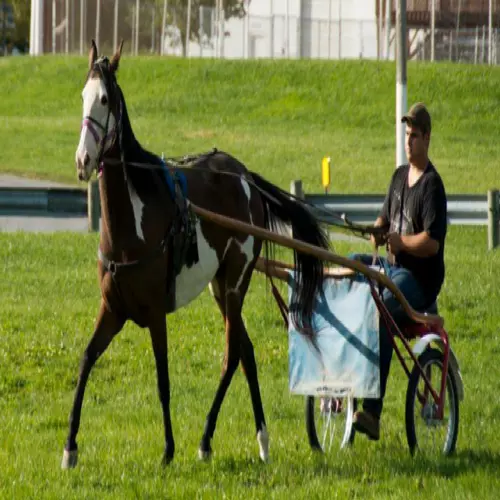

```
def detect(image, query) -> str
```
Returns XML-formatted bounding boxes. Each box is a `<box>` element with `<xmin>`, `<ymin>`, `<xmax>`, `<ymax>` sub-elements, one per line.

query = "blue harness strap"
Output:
<box><xmin>160</xmin><ymin>156</ymin><xmax>187</xmax><ymax>200</ymax></box>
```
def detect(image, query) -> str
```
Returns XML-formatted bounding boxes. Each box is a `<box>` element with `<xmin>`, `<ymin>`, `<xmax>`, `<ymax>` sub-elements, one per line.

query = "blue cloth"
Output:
<box><xmin>288</xmin><ymin>272</ymin><xmax>380</xmax><ymax>399</ymax></box>
<box><xmin>160</xmin><ymin>157</ymin><xmax>187</xmax><ymax>200</ymax></box>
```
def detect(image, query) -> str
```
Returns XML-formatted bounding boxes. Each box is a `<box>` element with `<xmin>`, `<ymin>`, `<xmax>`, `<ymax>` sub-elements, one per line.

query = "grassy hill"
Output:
<box><xmin>1</xmin><ymin>55</ymin><xmax>500</xmax><ymax>498</ymax></box>
<box><xmin>0</xmin><ymin>55</ymin><xmax>499</xmax><ymax>193</ymax></box>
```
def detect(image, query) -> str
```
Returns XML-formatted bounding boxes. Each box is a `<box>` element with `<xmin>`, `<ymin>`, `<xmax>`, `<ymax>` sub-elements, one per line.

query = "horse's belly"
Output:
<box><xmin>173</xmin><ymin>222</ymin><xmax>220</xmax><ymax>311</ymax></box>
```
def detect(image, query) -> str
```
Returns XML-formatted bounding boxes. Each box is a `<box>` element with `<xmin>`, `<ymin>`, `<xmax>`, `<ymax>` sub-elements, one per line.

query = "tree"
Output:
<box><xmin>160</xmin><ymin>0</ymin><xmax>247</xmax><ymax>56</ymax></box>
<box><xmin>5</xmin><ymin>0</ymin><xmax>30</xmax><ymax>48</ymax></box>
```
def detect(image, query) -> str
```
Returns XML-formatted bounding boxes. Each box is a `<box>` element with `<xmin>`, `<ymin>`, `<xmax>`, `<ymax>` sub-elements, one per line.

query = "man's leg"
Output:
<box><xmin>355</xmin><ymin>267</ymin><xmax>429</xmax><ymax>438</ymax></box>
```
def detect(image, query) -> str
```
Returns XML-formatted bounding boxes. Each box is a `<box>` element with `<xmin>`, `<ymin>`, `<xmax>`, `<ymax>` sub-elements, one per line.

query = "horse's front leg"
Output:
<box><xmin>62</xmin><ymin>300</ymin><xmax>125</xmax><ymax>469</ymax></box>
<box><xmin>149</xmin><ymin>313</ymin><xmax>175</xmax><ymax>465</ymax></box>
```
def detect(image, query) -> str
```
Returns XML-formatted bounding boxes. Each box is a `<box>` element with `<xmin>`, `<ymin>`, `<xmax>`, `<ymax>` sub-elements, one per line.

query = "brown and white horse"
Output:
<box><xmin>62</xmin><ymin>41</ymin><xmax>330</xmax><ymax>468</ymax></box>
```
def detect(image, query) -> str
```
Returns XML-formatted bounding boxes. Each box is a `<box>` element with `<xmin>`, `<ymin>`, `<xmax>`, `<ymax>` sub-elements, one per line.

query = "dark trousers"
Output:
<box><xmin>349</xmin><ymin>254</ymin><xmax>430</xmax><ymax>419</ymax></box>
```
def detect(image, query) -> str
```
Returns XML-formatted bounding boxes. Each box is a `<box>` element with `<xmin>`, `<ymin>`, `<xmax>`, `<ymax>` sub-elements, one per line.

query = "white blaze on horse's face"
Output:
<box><xmin>75</xmin><ymin>76</ymin><xmax>116</xmax><ymax>181</ymax></box>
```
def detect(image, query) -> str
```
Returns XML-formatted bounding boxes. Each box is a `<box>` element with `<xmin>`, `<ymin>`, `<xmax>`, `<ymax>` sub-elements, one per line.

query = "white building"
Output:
<box><xmin>180</xmin><ymin>0</ymin><xmax>381</xmax><ymax>60</ymax></box>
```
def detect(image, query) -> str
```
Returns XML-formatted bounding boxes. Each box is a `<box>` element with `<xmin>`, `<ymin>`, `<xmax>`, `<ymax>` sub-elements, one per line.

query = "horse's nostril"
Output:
<box><xmin>83</xmin><ymin>153</ymin><xmax>90</xmax><ymax>166</ymax></box>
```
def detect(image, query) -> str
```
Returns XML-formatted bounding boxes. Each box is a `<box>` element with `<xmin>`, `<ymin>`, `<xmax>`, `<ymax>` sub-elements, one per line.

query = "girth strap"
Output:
<box><xmin>98</xmin><ymin>240</ymin><xmax>168</xmax><ymax>277</ymax></box>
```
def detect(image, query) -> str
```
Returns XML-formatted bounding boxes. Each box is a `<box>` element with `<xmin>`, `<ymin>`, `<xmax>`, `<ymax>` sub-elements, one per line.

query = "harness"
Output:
<box><xmin>83</xmin><ymin>57</ymin><xmax>197</xmax><ymax>303</ymax></box>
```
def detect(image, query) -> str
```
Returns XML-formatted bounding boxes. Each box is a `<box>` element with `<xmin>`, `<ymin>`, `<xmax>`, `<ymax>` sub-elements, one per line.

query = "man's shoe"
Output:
<box><xmin>353</xmin><ymin>411</ymin><xmax>380</xmax><ymax>441</ymax></box>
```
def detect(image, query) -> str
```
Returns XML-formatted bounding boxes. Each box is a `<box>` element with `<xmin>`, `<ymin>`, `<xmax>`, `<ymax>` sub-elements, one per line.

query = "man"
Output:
<box><xmin>352</xmin><ymin>102</ymin><xmax>448</xmax><ymax>441</ymax></box>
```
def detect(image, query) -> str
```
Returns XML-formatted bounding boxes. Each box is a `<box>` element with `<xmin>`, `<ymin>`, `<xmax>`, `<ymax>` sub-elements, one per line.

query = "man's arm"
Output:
<box><xmin>386</xmin><ymin>231</ymin><xmax>439</xmax><ymax>257</ymax></box>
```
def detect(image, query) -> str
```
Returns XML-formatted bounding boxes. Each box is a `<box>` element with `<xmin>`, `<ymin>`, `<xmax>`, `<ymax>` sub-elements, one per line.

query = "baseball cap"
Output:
<box><xmin>401</xmin><ymin>102</ymin><xmax>431</xmax><ymax>134</ymax></box>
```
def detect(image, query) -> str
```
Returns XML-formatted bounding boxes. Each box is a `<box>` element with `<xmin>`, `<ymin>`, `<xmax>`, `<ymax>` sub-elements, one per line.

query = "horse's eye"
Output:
<box><xmin>101</xmin><ymin>95</ymin><xmax>108</xmax><ymax>106</ymax></box>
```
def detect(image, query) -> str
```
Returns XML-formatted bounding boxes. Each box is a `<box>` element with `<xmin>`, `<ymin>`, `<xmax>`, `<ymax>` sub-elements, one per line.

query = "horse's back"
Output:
<box><xmin>183</xmin><ymin>150</ymin><xmax>261</xmax><ymax>217</ymax></box>
<box><xmin>193</xmin><ymin>149</ymin><xmax>249</xmax><ymax>175</ymax></box>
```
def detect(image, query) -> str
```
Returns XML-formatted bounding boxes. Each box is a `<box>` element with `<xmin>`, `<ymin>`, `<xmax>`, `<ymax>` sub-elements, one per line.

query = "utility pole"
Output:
<box><xmin>396</xmin><ymin>0</ymin><xmax>407</xmax><ymax>167</ymax></box>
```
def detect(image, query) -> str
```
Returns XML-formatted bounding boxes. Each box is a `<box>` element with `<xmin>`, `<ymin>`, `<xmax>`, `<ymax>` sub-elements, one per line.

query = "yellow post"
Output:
<box><xmin>322</xmin><ymin>156</ymin><xmax>331</xmax><ymax>193</ymax></box>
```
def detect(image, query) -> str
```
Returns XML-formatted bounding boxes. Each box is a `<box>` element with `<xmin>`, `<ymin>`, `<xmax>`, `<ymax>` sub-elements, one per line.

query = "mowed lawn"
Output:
<box><xmin>0</xmin><ymin>55</ymin><xmax>499</xmax><ymax>194</ymax></box>
<box><xmin>0</xmin><ymin>55</ymin><xmax>500</xmax><ymax>497</ymax></box>
<box><xmin>0</xmin><ymin>227</ymin><xmax>499</xmax><ymax>498</ymax></box>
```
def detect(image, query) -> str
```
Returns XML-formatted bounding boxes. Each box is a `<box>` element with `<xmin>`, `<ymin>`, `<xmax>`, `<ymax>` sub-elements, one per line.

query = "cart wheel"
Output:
<box><xmin>305</xmin><ymin>395</ymin><xmax>356</xmax><ymax>452</ymax></box>
<box><xmin>405</xmin><ymin>348</ymin><xmax>459</xmax><ymax>456</ymax></box>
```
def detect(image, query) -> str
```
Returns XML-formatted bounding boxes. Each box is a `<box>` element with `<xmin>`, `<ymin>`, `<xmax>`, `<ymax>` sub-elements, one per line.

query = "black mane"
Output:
<box><xmin>115</xmin><ymin>84</ymin><xmax>168</xmax><ymax>201</ymax></box>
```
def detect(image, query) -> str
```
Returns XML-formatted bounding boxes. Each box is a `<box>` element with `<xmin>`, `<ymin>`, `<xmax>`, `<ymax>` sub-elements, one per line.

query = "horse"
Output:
<box><xmin>62</xmin><ymin>40</ymin><xmax>330</xmax><ymax>469</ymax></box>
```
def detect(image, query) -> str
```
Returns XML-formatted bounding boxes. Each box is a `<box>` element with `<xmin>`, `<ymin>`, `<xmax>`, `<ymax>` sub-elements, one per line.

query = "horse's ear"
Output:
<box><xmin>110</xmin><ymin>40</ymin><xmax>124</xmax><ymax>73</ymax></box>
<box><xmin>89</xmin><ymin>39</ymin><xmax>98</xmax><ymax>70</ymax></box>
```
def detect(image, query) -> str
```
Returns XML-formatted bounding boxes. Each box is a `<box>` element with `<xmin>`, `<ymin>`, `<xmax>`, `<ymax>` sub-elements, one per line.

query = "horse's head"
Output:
<box><xmin>76</xmin><ymin>40</ymin><xmax>123</xmax><ymax>182</ymax></box>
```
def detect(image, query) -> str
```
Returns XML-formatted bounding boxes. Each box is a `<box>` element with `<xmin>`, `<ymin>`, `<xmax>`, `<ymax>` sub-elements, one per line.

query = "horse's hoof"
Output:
<box><xmin>161</xmin><ymin>453</ymin><xmax>174</xmax><ymax>466</ymax></box>
<box><xmin>198</xmin><ymin>448</ymin><xmax>212</xmax><ymax>461</ymax></box>
<box><xmin>257</xmin><ymin>426</ymin><xmax>269</xmax><ymax>463</ymax></box>
<box><xmin>61</xmin><ymin>448</ymin><xmax>78</xmax><ymax>469</ymax></box>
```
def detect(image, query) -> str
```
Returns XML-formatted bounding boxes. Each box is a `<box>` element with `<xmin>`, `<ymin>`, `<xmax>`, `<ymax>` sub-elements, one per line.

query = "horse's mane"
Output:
<box><xmin>117</xmin><ymin>85</ymin><xmax>168</xmax><ymax>200</ymax></box>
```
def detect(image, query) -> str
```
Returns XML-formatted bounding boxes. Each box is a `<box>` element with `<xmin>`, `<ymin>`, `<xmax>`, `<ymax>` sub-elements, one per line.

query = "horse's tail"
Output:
<box><xmin>251</xmin><ymin>172</ymin><xmax>330</xmax><ymax>340</ymax></box>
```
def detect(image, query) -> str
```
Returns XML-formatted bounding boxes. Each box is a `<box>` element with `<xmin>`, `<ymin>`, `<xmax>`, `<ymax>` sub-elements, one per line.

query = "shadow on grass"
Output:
<box><xmin>396</xmin><ymin>448</ymin><xmax>500</xmax><ymax>477</ymax></box>
<box><xmin>201</xmin><ymin>446</ymin><xmax>500</xmax><ymax>482</ymax></box>
<box><xmin>307</xmin><ymin>446</ymin><xmax>500</xmax><ymax>479</ymax></box>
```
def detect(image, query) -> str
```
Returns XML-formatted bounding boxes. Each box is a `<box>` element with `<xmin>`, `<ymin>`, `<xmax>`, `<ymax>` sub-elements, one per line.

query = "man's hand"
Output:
<box><xmin>370</xmin><ymin>217</ymin><xmax>389</xmax><ymax>248</ymax></box>
<box><xmin>370</xmin><ymin>231</ymin><xmax>387</xmax><ymax>248</ymax></box>
<box><xmin>386</xmin><ymin>232</ymin><xmax>406</xmax><ymax>255</ymax></box>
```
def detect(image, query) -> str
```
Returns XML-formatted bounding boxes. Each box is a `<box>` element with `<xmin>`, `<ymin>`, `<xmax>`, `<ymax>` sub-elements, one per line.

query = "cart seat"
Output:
<box><xmin>401</xmin><ymin>302</ymin><xmax>440</xmax><ymax>339</ymax></box>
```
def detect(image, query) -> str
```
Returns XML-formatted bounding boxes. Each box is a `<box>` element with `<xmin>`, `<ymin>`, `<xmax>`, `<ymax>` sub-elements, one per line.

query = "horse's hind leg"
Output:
<box><xmin>61</xmin><ymin>300</ymin><xmax>124</xmax><ymax>469</ymax></box>
<box><xmin>200</xmin><ymin>264</ymin><xmax>267</xmax><ymax>461</ymax></box>
<box><xmin>199</xmin><ymin>280</ymin><xmax>241</xmax><ymax>460</ymax></box>
<box><xmin>239</xmin><ymin>331</ymin><xmax>268</xmax><ymax>461</ymax></box>
<box><xmin>148</xmin><ymin>313</ymin><xmax>175</xmax><ymax>465</ymax></box>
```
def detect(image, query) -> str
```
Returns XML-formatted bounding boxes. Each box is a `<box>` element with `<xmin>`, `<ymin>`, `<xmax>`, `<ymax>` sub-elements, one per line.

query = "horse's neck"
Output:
<box><xmin>99</xmin><ymin>96</ymin><xmax>169</xmax><ymax>258</ymax></box>
<box><xmin>98</xmin><ymin>158</ymin><xmax>142</xmax><ymax>257</ymax></box>
<box><xmin>99</xmin><ymin>143</ymin><xmax>172</xmax><ymax>260</ymax></box>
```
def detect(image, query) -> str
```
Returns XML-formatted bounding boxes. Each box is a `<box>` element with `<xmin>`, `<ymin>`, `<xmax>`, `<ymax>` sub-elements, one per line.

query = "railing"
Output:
<box><xmin>290</xmin><ymin>181</ymin><xmax>500</xmax><ymax>250</ymax></box>
<box><xmin>0</xmin><ymin>181</ymin><xmax>498</xmax><ymax>249</ymax></box>
<box><xmin>0</xmin><ymin>181</ymin><xmax>100</xmax><ymax>232</ymax></box>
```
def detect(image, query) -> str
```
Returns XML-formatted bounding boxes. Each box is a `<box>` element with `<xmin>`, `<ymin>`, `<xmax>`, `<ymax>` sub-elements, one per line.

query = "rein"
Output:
<box><xmin>99</xmin><ymin>155</ymin><xmax>387</xmax><ymax>239</ymax></box>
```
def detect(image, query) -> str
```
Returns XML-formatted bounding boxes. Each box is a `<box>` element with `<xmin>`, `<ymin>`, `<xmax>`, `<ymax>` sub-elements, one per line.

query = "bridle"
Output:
<box><xmin>81</xmin><ymin>57</ymin><xmax>121</xmax><ymax>172</ymax></box>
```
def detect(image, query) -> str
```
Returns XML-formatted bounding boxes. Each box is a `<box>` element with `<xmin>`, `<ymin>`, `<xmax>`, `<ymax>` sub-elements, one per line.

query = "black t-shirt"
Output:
<box><xmin>380</xmin><ymin>162</ymin><xmax>447</xmax><ymax>302</ymax></box>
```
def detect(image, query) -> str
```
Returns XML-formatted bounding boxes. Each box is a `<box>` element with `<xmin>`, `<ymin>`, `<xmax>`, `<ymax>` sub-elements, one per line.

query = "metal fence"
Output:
<box><xmin>16</xmin><ymin>0</ymin><xmax>500</xmax><ymax>64</ymax></box>
<box><xmin>290</xmin><ymin>181</ymin><xmax>500</xmax><ymax>250</ymax></box>
<box><xmin>0</xmin><ymin>182</ymin><xmax>498</xmax><ymax>249</ymax></box>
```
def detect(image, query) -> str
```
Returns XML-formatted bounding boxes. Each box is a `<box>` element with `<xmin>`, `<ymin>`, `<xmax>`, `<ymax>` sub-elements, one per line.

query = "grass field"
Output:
<box><xmin>1</xmin><ymin>55</ymin><xmax>500</xmax><ymax>498</ymax></box>
<box><xmin>0</xmin><ymin>227</ymin><xmax>499</xmax><ymax>498</ymax></box>
<box><xmin>1</xmin><ymin>55</ymin><xmax>500</xmax><ymax>194</ymax></box>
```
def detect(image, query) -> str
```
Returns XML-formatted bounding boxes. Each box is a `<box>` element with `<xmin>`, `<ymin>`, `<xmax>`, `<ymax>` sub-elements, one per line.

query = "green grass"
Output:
<box><xmin>0</xmin><ymin>228</ymin><xmax>499</xmax><ymax>498</ymax></box>
<box><xmin>1</xmin><ymin>55</ymin><xmax>500</xmax><ymax>193</ymax></box>
<box><xmin>1</xmin><ymin>55</ymin><xmax>500</xmax><ymax>497</ymax></box>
